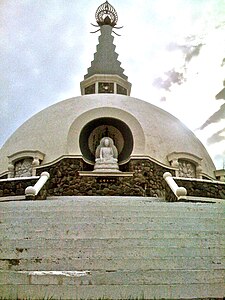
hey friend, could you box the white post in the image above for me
[95,82,98,94]
[32,157,40,176]
[8,163,14,178]
[114,82,117,94]
[163,172,187,200]
[25,172,50,197]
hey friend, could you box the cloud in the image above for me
[152,37,205,94]
[185,43,203,63]
[199,103,225,129]
[216,86,225,100]
[207,128,225,145]
[152,69,185,91]
[160,96,167,102]
[167,40,204,63]
[221,58,225,67]
[216,88,225,100]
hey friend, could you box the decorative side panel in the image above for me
[14,158,33,177]
[178,160,196,178]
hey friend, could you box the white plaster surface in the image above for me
[19,270,90,277]
[0,94,216,177]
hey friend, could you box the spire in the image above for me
[84,25,127,80]
[80,1,131,96]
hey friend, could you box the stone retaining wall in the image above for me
[0,178,38,197]
[2,157,223,200]
[36,158,172,197]
[165,177,225,201]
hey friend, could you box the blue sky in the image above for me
[0,0,224,168]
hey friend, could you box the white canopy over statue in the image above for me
[94,137,120,172]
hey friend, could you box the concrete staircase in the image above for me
[0,196,224,299]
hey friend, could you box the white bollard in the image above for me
[25,172,50,197]
[163,172,187,199]
[25,186,36,197]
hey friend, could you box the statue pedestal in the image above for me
[93,162,120,173]
[79,171,133,177]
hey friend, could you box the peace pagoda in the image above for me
[0,2,224,299]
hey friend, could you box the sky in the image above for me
[0,0,224,169]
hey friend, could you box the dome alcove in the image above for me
[79,117,133,164]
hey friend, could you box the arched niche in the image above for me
[67,107,145,164]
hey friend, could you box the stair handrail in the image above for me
[25,171,50,197]
[163,172,187,200]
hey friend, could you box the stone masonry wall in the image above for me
[36,158,173,197]
[1,157,224,200]
[176,178,225,199]
[165,177,225,201]
[0,178,38,198]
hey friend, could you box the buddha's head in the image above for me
[104,138,110,147]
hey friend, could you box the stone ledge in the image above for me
[0,195,26,202]
[174,176,225,185]
[79,171,134,177]
[0,176,39,182]
[181,196,224,203]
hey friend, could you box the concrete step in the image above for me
[1,221,224,236]
[1,245,224,260]
[1,228,223,240]
[2,282,224,300]
[1,206,223,216]
[2,220,224,233]
[1,209,223,220]
[1,256,224,272]
[1,196,223,211]
[1,198,221,212]
[1,270,224,300]
[1,237,224,249]
[0,196,224,300]
[1,269,224,285]
[2,211,224,222]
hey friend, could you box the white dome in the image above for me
[0,94,215,178]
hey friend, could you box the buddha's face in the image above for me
[104,139,110,147]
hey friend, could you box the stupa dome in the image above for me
[0,93,215,178]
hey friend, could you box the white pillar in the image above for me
[95,82,98,94]
[196,164,202,179]
[114,82,117,94]
[170,159,179,177]
[8,163,14,178]
[32,157,40,176]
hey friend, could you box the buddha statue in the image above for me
[94,137,120,172]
